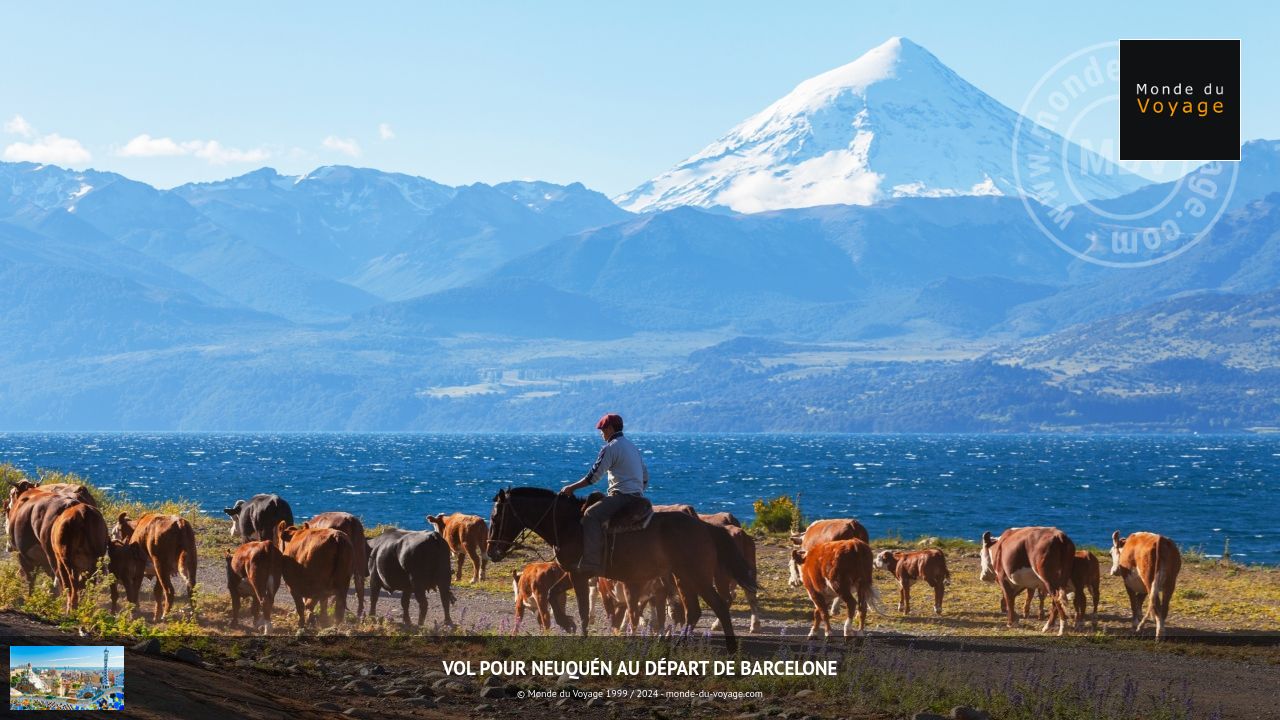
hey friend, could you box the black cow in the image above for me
[223,494,293,542]
[367,528,454,626]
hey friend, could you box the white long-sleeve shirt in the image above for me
[581,433,649,495]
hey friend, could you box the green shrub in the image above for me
[750,494,802,534]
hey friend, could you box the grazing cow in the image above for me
[709,524,762,633]
[789,519,870,587]
[367,527,454,626]
[226,540,283,634]
[874,549,951,615]
[791,539,881,639]
[49,503,109,612]
[426,513,487,583]
[979,527,1075,635]
[698,512,742,528]
[277,521,353,627]
[308,512,369,618]
[112,513,198,621]
[1110,530,1182,640]
[224,494,294,542]
[107,540,146,613]
[512,561,576,632]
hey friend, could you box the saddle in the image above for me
[583,492,654,534]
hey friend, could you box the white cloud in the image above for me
[378,123,395,141]
[322,135,362,157]
[3,133,92,166]
[117,134,270,165]
[4,114,34,137]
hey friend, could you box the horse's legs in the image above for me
[695,579,737,652]
[570,572,591,636]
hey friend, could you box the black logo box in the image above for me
[1120,39,1240,161]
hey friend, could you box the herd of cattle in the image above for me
[2,480,1184,641]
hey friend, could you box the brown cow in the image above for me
[512,561,576,632]
[1003,551,1101,631]
[1110,530,1182,640]
[792,539,881,639]
[592,576,671,634]
[226,540,283,634]
[873,549,951,615]
[277,520,353,627]
[652,503,698,516]
[6,480,97,512]
[49,503,109,612]
[427,512,487,583]
[112,513,198,621]
[979,527,1075,635]
[698,512,742,528]
[708,524,762,633]
[308,511,369,618]
[789,519,869,587]
[107,540,147,613]
[6,490,84,593]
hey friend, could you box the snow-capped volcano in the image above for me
[616,37,1147,213]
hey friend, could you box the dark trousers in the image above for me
[581,492,648,568]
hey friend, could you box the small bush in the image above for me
[750,494,802,534]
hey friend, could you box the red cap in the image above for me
[595,413,623,432]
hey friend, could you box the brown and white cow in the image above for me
[49,503,109,612]
[308,511,369,618]
[1110,530,1182,640]
[512,561,576,633]
[1006,550,1101,631]
[873,548,950,615]
[979,527,1075,635]
[112,513,199,621]
[427,512,488,583]
[789,519,870,587]
[226,540,284,634]
[791,539,881,639]
[276,520,353,627]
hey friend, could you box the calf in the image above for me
[1003,552,1101,631]
[112,513,198,621]
[591,576,671,634]
[49,503,109,612]
[979,526,1075,635]
[107,540,146,613]
[426,512,487,583]
[792,539,880,639]
[789,518,869,587]
[308,511,369,618]
[873,549,950,615]
[367,527,454,626]
[512,561,576,632]
[277,521,353,627]
[1110,530,1182,640]
[226,540,283,634]
[224,494,293,541]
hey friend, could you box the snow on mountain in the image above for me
[616,37,1147,213]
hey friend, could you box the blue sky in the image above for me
[2,1,1275,192]
[10,646,124,669]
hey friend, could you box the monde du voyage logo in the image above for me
[1014,40,1241,268]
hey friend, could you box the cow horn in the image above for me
[1112,530,1122,546]
[117,512,129,524]
[982,531,993,546]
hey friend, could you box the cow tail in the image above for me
[1147,537,1164,624]
[942,564,952,587]
[177,518,198,593]
[711,525,757,594]
[865,582,887,616]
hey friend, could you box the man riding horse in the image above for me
[558,413,649,576]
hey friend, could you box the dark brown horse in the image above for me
[485,487,756,652]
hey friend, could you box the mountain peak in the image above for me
[616,37,1146,214]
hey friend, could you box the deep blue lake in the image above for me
[1,433,1275,563]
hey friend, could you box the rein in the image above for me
[493,491,571,564]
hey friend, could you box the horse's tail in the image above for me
[710,525,757,594]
